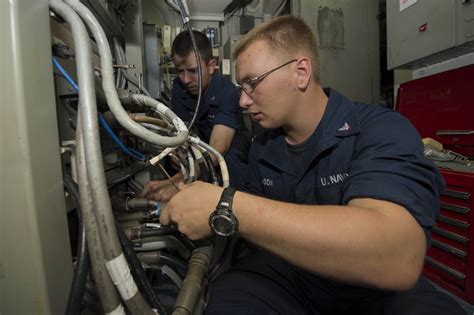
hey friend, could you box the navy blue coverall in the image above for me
[206,89,465,315]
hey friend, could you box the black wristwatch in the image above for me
[209,187,239,237]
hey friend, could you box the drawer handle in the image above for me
[441,189,471,201]
[425,257,466,280]
[440,202,470,215]
[433,226,469,244]
[436,130,474,135]
[431,239,467,258]
[438,215,470,230]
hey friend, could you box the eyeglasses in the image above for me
[237,59,298,95]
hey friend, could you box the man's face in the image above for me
[173,51,216,96]
[236,40,297,129]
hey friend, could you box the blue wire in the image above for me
[52,57,145,161]
[154,203,161,218]
[52,57,79,91]
[98,115,144,160]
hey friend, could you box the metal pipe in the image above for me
[130,113,171,129]
[129,94,188,146]
[172,246,212,315]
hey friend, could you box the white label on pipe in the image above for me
[173,117,188,133]
[106,304,126,315]
[105,253,138,301]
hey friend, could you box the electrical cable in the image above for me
[130,114,171,129]
[185,147,195,183]
[98,114,145,161]
[174,152,190,184]
[64,175,90,315]
[55,2,153,312]
[107,161,151,189]
[50,2,125,313]
[112,37,126,90]
[140,226,181,239]
[182,28,202,132]
[53,57,79,90]
[116,223,168,315]
[74,110,124,313]
[189,136,229,187]
[191,144,209,183]
[52,56,145,161]
[165,0,203,132]
[202,151,219,185]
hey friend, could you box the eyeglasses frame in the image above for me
[237,59,298,95]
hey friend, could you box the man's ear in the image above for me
[208,58,217,74]
[295,58,312,90]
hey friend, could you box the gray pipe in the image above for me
[129,94,188,146]
[75,112,124,314]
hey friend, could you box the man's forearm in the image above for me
[232,192,426,291]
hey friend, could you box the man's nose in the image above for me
[239,90,253,109]
[182,72,193,84]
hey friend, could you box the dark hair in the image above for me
[171,30,212,63]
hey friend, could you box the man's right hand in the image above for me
[140,180,179,202]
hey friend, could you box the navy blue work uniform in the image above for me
[205,89,465,315]
[171,73,249,188]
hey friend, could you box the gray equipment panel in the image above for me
[1,1,73,313]
[387,0,474,69]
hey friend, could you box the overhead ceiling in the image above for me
[186,0,282,16]
[152,0,284,24]
[186,0,234,15]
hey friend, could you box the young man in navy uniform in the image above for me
[159,17,465,314]
[142,30,248,201]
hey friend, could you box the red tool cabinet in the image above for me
[397,65,474,303]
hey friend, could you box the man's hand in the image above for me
[160,181,224,240]
[140,180,179,202]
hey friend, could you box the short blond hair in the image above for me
[233,15,320,83]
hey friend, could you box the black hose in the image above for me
[140,226,180,238]
[197,159,209,183]
[116,223,168,315]
[107,162,151,189]
[64,175,90,315]
[202,151,220,185]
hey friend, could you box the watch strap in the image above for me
[218,187,236,210]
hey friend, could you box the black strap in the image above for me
[218,187,236,210]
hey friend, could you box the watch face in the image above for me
[211,214,234,236]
